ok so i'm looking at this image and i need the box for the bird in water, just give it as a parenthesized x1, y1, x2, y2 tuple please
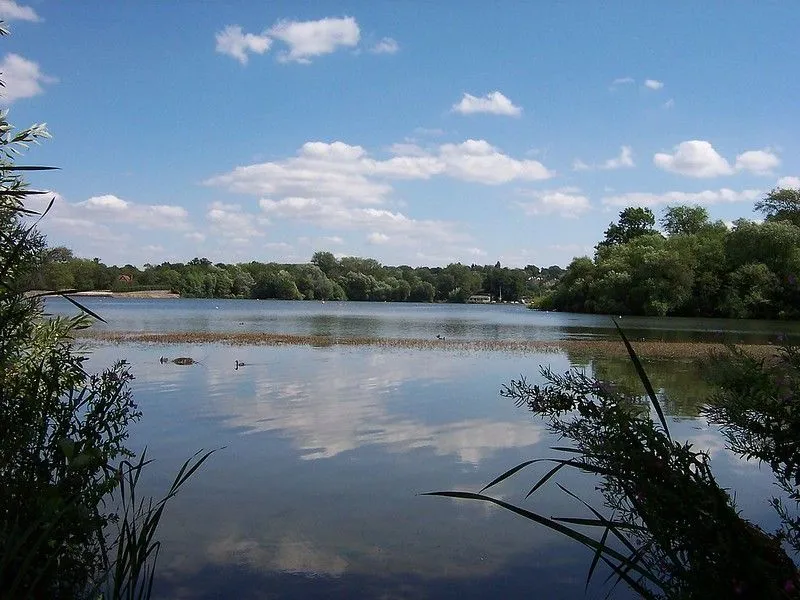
(159, 356, 169, 364)
(235, 360, 246, 370)
(436, 334, 445, 341)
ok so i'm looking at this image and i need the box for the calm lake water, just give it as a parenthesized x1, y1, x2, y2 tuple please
(46, 299, 798, 599)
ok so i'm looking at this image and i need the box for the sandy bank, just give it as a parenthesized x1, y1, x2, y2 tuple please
(74, 330, 778, 359)
(27, 289, 180, 299)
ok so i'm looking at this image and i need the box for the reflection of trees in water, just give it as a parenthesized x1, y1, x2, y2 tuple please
(307, 315, 383, 339)
(564, 351, 713, 417)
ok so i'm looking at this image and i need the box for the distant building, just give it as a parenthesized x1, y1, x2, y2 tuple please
(467, 294, 492, 304)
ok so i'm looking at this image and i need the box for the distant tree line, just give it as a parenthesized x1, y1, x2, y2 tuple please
(25, 248, 565, 303)
(541, 188, 800, 319)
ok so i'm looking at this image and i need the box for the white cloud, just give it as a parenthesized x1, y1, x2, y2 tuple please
(207, 138, 553, 252)
(452, 91, 522, 117)
(663, 98, 675, 109)
(653, 140, 735, 178)
(777, 176, 800, 188)
(611, 77, 635, 86)
(0, 53, 56, 104)
(517, 187, 591, 218)
(81, 194, 129, 211)
(602, 187, 762, 208)
(24, 193, 192, 249)
(366, 232, 389, 244)
(206, 138, 552, 198)
(258, 197, 466, 246)
(77, 194, 189, 229)
(268, 16, 360, 63)
(0, 0, 39, 22)
(437, 139, 552, 183)
(207, 201, 266, 239)
(734, 149, 780, 175)
(215, 25, 272, 64)
(573, 146, 634, 171)
(644, 79, 664, 90)
(370, 37, 398, 54)
(605, 146, 635, 169)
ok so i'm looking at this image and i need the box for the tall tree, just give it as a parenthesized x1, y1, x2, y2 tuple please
(755, 187, 800, 228)
(660, 205, 709, 236)
(598, 207, 659, 248)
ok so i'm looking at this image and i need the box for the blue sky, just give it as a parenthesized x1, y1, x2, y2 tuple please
(4, 1, 799, 267)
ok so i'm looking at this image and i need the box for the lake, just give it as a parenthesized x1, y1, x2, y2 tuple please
(46, 298, 796, 599)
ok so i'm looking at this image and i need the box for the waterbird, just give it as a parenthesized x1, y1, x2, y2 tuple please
(436, 334, 445, 341)
(159, 356, 169, 364)
(235, 360, 246, 370)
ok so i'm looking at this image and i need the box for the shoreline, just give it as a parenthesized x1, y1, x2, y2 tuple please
(28, 289, 180, 299)
(73, 330, 779, 359)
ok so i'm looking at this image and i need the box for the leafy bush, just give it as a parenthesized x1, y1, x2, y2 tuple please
(0, 39, 211, 598)
(428, 324, 800, 599)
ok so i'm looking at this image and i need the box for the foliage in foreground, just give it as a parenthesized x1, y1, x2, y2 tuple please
(428, 326, 800, 599)
(705, 343, 800, 557)
(0, 52, 212, 598)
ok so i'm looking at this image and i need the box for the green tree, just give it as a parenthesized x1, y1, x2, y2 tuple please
(310, 250, 339, 278)
(755, 187, 800, 228)
(660, 205, 709, 236)
(598, 207, 660, 249)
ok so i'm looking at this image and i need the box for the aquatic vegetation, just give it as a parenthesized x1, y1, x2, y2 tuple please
(74, 329, 777, 359)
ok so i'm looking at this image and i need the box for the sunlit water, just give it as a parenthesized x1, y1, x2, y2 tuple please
(45, 299, 796, 599)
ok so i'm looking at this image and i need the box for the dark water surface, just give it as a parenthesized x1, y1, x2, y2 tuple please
(47, 299, 792, 599)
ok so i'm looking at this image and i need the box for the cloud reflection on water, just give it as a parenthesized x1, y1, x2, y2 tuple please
(196, 347, 546, 463)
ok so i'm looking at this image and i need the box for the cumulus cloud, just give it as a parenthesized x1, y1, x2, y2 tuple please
(0, 0, 40, 22)
(653, 141, 735, 178)
(206, 138, 552, 251)
(777, 176, 800, 188)
(438, 139, 551, 183)
(573, 146, 634, 171)
(655, 141, 782, 178)
(644, 79, 664, 90)
(206, 139, 552, 198)
(21, 192, 192, 259)
(0, 53, 56, 104)
(72, 194, 190, 229)
(268, 16, 360, 63)
(259, 197, 467, 248)
(370, 37, 398, 54)
(734, 149, 780, 175)
(207, 201, 266, 239)
(602, 188, 762, 208)
(516, 187, 591, 218)
(452, 91, 522, 117)
(215, 25, 272, 64)
(81, 194, 129, 211)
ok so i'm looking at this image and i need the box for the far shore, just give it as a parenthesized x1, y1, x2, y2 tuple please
(74, 330, 779, 359)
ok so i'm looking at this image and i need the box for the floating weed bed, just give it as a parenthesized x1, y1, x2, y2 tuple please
(74, 330, 778, 359)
